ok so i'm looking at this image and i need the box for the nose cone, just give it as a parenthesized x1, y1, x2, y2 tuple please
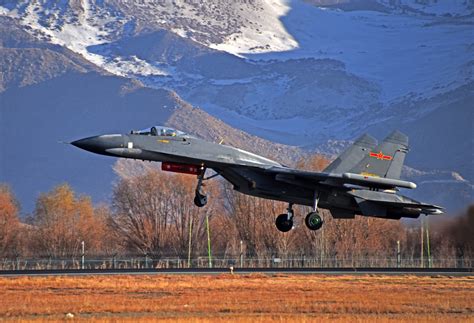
(71, 134, 124, 155)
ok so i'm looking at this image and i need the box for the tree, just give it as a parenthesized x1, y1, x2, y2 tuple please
(222, 182, 304, 260)
(0, 184, 22, 257)
(443, 205, 474, 260)
(322, 216, 403, 266)
(112, 168, 220, 257)
(31, 184, 111, 258)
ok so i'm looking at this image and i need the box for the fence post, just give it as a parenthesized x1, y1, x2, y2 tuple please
(426, 222, 432, 268)
(188, 216, 193, 268)
(206, 215, 212, 268)
(397, 240, 401, 268)
(81, 241, 85, 270)
(420, 219, 424, 268)
(240, 240, 244, 268)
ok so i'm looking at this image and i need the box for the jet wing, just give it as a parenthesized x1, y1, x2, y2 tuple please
(265, 166, 417, 190)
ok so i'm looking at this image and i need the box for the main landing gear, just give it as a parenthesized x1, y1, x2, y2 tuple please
(275, 193, 324, 232)
(275, 204, 294, 232)
(305, 192, 323, 231)
(305, 212, 323, 231)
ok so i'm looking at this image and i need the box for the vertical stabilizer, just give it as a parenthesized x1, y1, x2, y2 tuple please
(349, 130, 409, 179)
(324, 134, 377, 173)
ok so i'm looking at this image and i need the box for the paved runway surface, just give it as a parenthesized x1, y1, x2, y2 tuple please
(0, 267, 472, 276)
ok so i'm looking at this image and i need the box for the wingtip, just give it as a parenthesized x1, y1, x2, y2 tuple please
(427, 209, 444, 215)
(424, 205, 444, 215)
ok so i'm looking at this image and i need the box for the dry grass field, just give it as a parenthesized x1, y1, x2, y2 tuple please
(0, 274, 473, 322)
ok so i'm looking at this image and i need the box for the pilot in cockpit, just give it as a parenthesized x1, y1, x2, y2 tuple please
(132, 126, 183, 137)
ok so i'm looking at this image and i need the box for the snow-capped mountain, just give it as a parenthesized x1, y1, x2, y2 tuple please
(0, 0, 472, 211)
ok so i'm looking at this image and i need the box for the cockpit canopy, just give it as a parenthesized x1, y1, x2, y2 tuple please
(131, 126, 187, 137)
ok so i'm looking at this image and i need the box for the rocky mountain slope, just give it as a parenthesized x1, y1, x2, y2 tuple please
(0, 16, 103, 92)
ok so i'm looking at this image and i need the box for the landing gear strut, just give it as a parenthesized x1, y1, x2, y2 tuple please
(193, 167, 220, 207)
(275, 204, 294, 232)
(194, 167, 207, 207)
(305, 192, 323, 230)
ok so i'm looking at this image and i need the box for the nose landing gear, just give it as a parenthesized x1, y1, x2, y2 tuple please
(194, 190, 208, 207)
(193, 167, 221, 208)
(194, 167, 208, 207)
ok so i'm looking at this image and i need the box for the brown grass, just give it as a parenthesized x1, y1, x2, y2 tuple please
(0, 274, 473, 322)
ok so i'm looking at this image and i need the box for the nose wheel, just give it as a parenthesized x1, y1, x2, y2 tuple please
(193, 167, 221, 208)
(194, 166, 207, 207)
(194, 191, 207, 207)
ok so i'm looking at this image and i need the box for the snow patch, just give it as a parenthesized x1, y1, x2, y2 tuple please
(103, 56, 170, 77)
(210, 0, 298, 54)
(0, 1, 118, 69)
(452, 172, 467, 182)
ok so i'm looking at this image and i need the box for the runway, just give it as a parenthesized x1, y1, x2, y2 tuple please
(0, 267, 472, 277)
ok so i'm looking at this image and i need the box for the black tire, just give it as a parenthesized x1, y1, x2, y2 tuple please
(275, 213, 293, 232)
(305, 212, 323, 230)
(194, 193, 207, 207)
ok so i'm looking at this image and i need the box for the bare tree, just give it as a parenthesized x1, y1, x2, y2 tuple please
(222, 182, 304, 259)
(112, 168, 221, 257)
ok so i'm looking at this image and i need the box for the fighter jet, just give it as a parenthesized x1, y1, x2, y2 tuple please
(71, 126, 443, 232)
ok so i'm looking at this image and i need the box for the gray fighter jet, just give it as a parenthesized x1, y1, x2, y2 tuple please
(71, 126, 443, 232)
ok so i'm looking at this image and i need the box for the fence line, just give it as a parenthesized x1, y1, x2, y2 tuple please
(1, 256, 472, 270)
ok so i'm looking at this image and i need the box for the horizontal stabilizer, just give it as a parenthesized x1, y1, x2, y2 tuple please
(358, 198, 443, 211)
(348, 190, 443, 214)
